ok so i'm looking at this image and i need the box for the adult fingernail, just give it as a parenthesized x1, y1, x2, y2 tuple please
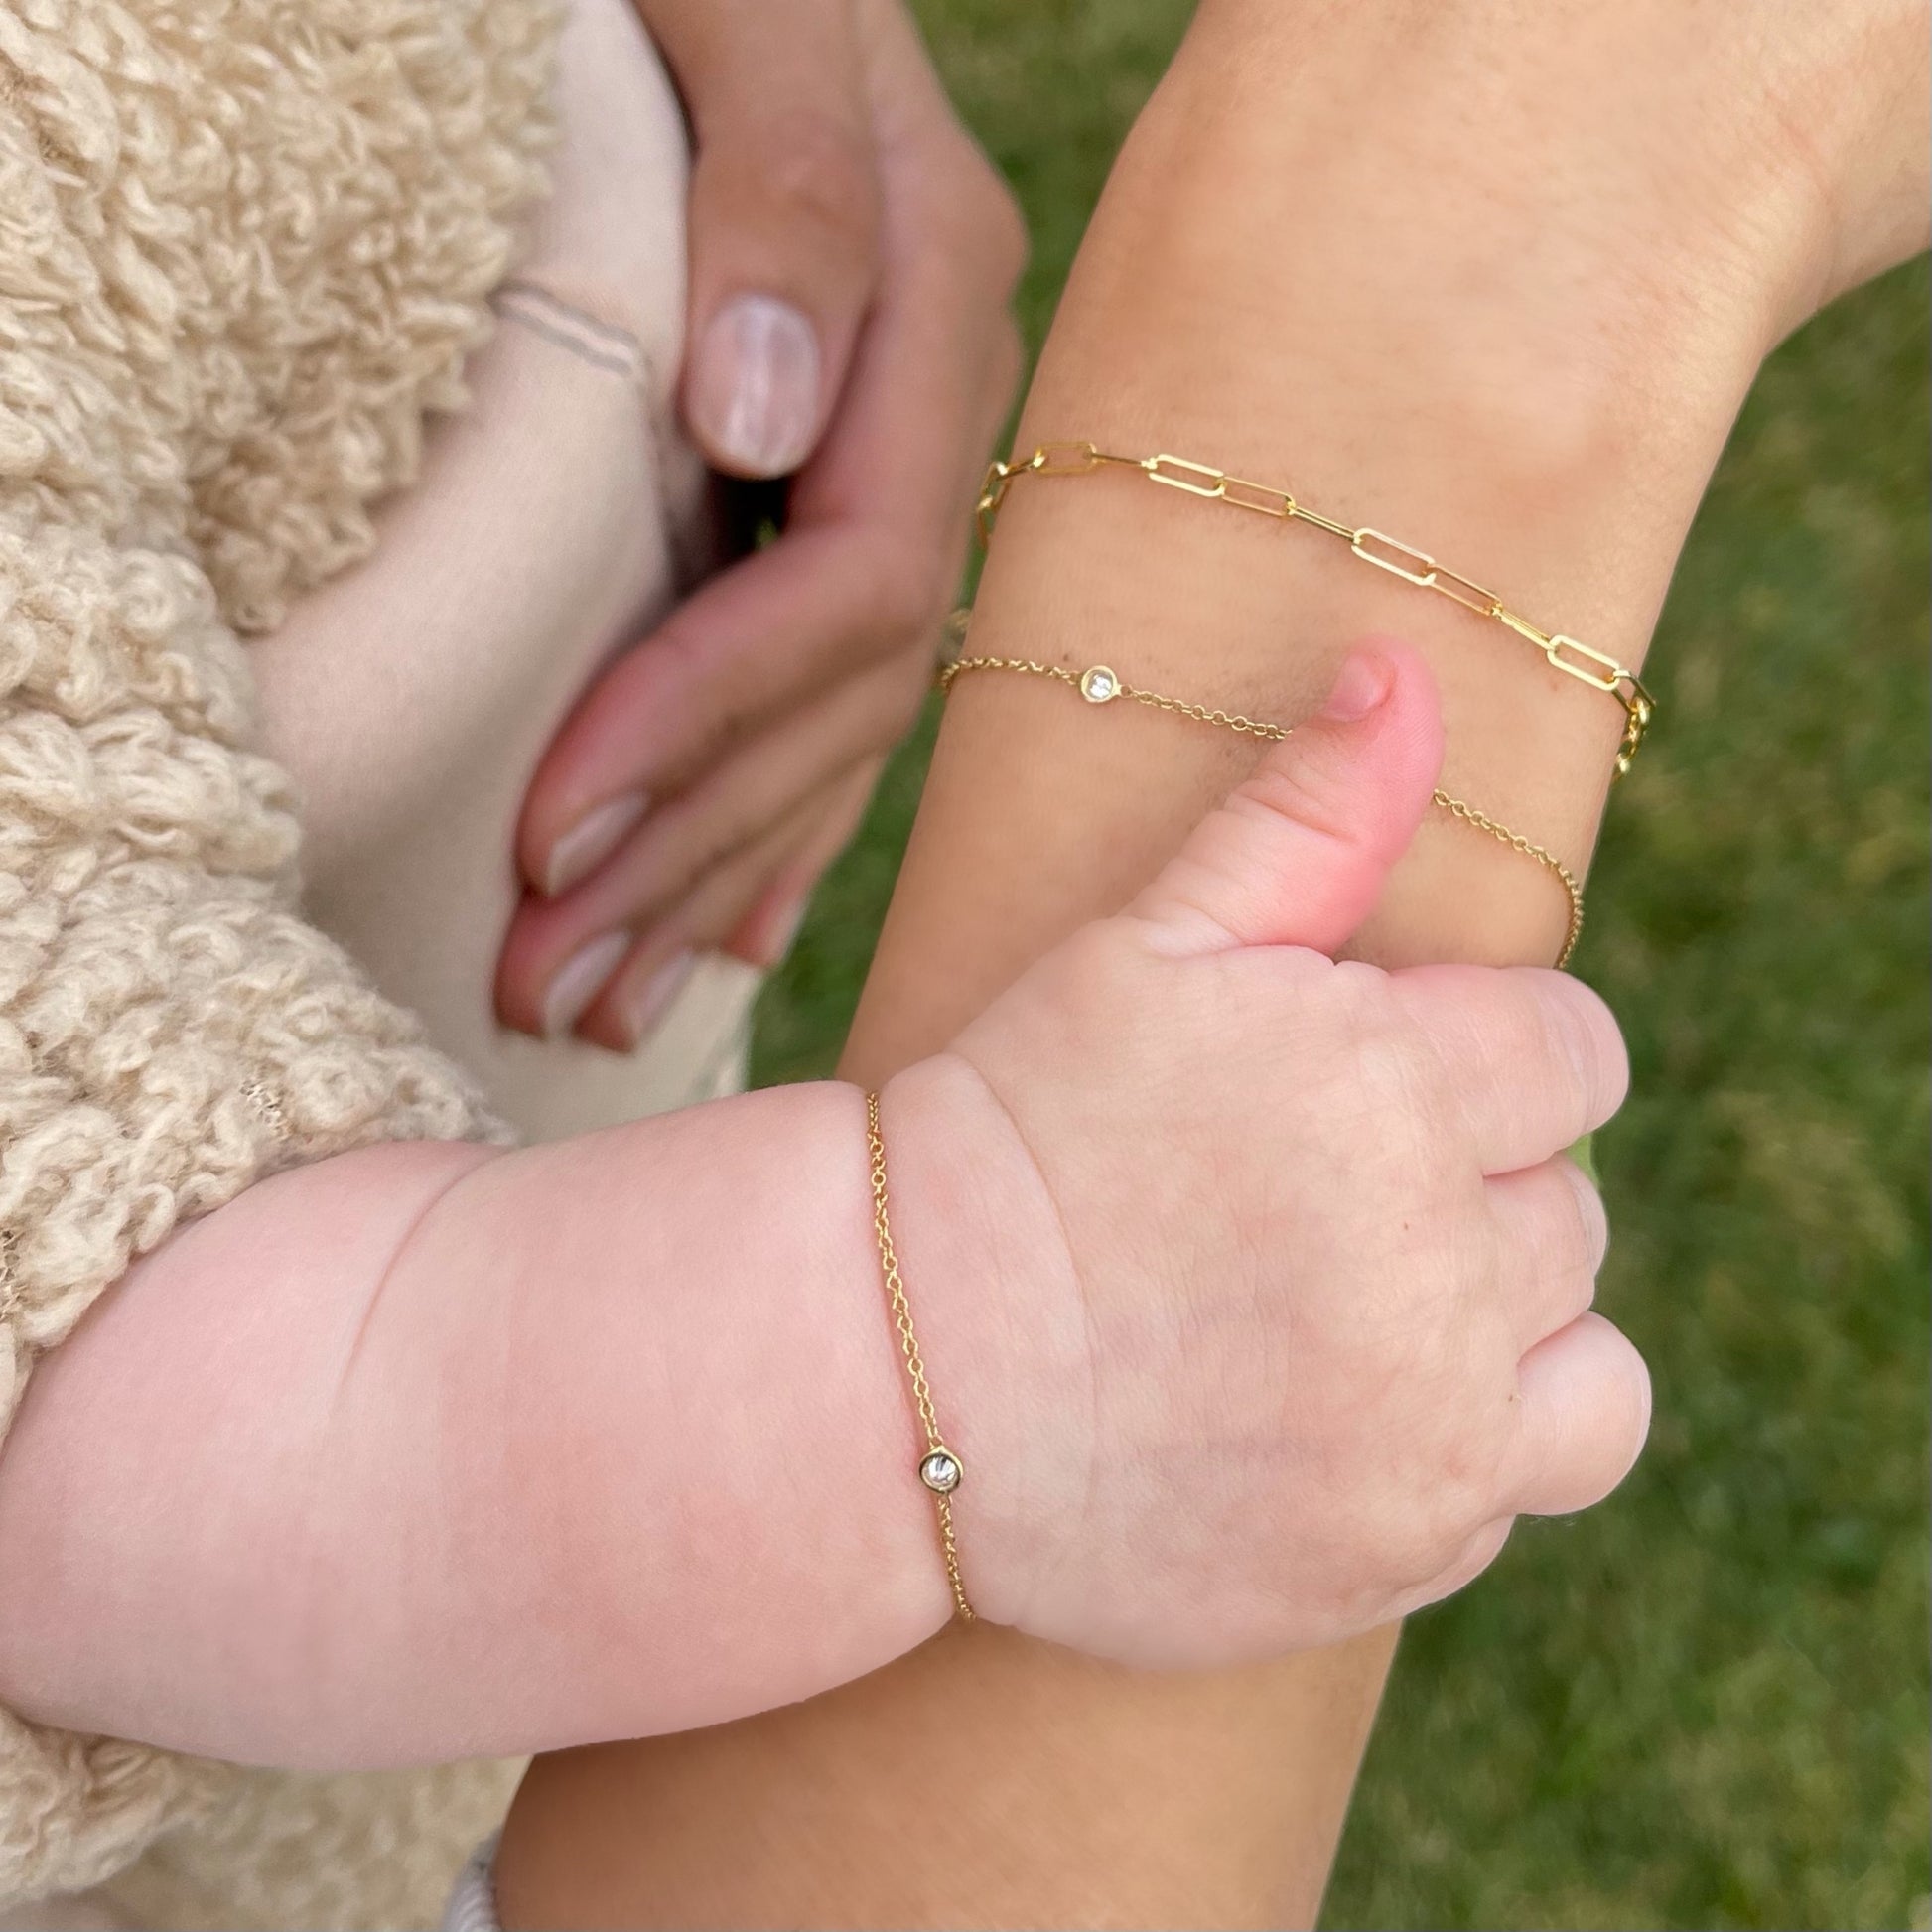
(758, 894, 810, 971)
(1319, 647, 1396, 724)
(617, 948, 696, 1050)
(542, 931, 631, 1039)
(544, 792, 648, 897)
(688, 295, 820, 478)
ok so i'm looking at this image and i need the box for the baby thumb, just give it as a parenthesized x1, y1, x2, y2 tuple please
(1130, 642, 1444, 957)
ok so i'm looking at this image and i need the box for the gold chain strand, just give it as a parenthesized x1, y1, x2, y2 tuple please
(977, 441, 1655, 778)
(1430, 793, 1585, 968)
(938, 653, 1285, 739)
(939, 650, 1585, 968)
(865, 1091, 975, 1622)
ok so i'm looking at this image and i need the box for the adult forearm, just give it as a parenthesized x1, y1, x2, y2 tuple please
(858, 0, 1926, 1033)
(852, 11, 1786, 1040)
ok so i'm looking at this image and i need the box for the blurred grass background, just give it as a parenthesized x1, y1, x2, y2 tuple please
(749, 5, 1931, 1925)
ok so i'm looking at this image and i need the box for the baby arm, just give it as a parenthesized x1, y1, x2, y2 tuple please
(0, 652, 1640, 1776)
(0, 1083, 961, 1765)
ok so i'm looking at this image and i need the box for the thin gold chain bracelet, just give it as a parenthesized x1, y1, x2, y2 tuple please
(865, 1091, 976, 1622)
(938, 647, 1585, 968)
(978, 440, 1656, 777)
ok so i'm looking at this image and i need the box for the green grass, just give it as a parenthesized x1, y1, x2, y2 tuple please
(751, 9, 1931, 1925)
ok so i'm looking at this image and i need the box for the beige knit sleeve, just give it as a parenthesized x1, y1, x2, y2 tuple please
(0, 513, 502, 1433)
(0, 511, 507, 1901)
(0, 0, 560, 1896)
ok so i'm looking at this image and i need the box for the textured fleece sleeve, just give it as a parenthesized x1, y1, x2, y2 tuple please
(0, 0, 558, 1895)
(0, 513, 506, 1898)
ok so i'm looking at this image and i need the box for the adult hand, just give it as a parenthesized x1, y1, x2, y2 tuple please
(497, 0, 1026, 1049)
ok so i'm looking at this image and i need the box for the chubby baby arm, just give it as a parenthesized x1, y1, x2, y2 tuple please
(0, 1082, 969, 1766)
(0, 647, 1646, 1769)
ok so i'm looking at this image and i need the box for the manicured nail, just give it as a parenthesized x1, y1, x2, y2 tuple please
(687, 295, 820, 477)
(617, 948, 695, 1050)
(1320, 648, 1395, 724)
(544, 792, 647, 897)
(751, 891, 811, 971)
(542, 931, 631, 1039)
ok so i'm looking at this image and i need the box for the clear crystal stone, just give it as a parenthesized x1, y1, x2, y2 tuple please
(919, 1449, 962, 1494)
(1080, 665, 1120, 703)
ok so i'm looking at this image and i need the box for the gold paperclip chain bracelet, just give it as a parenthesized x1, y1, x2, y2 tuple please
(978, 441, 1656, 777)
(938, 648, 1585, 967)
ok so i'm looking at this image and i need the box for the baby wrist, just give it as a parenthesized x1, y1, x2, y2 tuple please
(867, 1057, 1093, 1631)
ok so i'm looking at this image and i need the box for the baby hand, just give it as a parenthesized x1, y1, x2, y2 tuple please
(892, 643, 1646, 1668)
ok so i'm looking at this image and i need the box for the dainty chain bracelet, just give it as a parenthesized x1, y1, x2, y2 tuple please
(939, 649, 1586, 968)
(978, 441, 1656, 777)
(865, 1091, 976, 1622)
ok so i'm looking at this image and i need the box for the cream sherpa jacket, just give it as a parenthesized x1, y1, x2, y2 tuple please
(0, 0, 558, 1905)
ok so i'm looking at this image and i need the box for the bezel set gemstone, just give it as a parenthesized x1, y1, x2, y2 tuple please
(1079, 665, 1121, 704)
(918, 1449, 962, 1494)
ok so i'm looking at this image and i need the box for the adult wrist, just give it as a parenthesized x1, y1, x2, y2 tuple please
(999, 0, 1786, 742)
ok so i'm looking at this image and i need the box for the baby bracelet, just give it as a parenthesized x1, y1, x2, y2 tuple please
(939, 647, 1586, 968)
(978, 440, 1657, 777)
(865, 1091, 976, 1622)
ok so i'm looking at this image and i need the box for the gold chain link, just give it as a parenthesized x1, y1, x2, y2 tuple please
(866, 1091, 975, 1622)
(939, 648, 1585, 968)
(977, 441, 1655, 777)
